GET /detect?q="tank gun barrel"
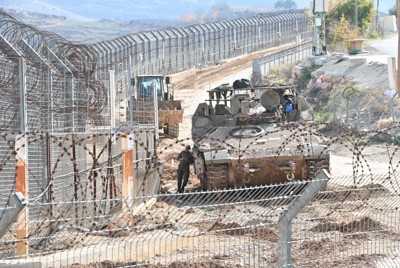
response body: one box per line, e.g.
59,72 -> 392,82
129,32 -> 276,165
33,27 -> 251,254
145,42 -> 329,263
254,85 -> 293,90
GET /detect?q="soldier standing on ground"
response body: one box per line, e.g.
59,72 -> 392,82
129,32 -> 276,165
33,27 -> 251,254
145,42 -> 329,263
177,145 -> 194,193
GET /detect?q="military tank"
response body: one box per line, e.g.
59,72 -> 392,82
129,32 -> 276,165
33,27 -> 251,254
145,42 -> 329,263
191,79 -> 330,190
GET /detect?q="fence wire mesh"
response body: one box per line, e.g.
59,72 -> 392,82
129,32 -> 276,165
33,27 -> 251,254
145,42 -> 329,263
90,10 -> 312,77
0,125 -> 400,267
328,87 -> 400,135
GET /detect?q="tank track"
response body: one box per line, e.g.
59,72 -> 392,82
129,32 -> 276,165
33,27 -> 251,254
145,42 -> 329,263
306,158 -> 330,179
205,163 -> 229,190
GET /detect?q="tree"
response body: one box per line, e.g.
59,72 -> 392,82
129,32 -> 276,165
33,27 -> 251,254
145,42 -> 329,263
388,3 -> 397,17
331,14 -> 359,44
324,0 -> 376,51
275,0 -> 297,10
326,0 -> 375,32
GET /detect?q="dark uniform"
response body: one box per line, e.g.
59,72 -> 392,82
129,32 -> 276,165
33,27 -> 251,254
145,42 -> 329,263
177,145 -> 194,193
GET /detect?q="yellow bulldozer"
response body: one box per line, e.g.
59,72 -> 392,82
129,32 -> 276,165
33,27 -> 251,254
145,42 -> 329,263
132,75 -> 183,138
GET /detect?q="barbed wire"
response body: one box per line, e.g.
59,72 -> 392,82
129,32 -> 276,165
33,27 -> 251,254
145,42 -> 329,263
0,11 -> 109,132
0,123 -> 398,266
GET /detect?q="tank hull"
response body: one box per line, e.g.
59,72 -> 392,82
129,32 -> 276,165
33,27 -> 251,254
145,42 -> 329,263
193,124 -> 330,190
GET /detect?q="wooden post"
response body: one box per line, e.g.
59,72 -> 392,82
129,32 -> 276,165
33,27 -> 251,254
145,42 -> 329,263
16,135 -> 29,256
121,132 -> 134,225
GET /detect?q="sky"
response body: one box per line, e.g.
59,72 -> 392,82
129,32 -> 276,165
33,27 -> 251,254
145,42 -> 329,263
2,0 -> 301,21
44,0 -> 287,20
1,0 -> 396,21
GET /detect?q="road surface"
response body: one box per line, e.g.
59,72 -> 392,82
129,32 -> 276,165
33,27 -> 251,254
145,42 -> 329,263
368,33 -> 398,58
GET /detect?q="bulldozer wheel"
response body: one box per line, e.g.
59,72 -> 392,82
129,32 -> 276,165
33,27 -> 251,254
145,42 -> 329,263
165,123 -> 179,138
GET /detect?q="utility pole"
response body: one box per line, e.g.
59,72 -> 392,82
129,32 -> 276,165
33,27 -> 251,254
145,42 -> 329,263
312,0 -> 328,55
375,0 -> 380,31
355,0 -> 358,31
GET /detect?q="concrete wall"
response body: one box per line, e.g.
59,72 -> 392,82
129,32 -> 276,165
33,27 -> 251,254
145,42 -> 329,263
379,15 -> 397,32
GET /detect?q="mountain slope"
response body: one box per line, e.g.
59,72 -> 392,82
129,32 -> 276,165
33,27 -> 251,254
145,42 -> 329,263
1,0 -> 92,21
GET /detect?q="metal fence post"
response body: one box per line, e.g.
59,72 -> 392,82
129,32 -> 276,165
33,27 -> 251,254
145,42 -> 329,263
128,56 -> 134,130
46,132 -> 54,218
72,133 -> 79,224
0,193 -> 27,240
153,82 -> 159,140
16,57 -> 29,256
278,170 -> 331,267
109,70 -> 116,129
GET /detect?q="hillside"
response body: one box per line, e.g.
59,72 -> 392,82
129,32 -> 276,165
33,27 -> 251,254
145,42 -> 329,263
1,6 -> 267,43
0,0 -> 284,42
1,8 -> 193,43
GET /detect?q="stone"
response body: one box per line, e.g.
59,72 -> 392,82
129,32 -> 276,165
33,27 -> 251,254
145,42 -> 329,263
306,79 -> 314,90
292,65 -> 303,79
350,57 -> 367,65
315,56 -> 328,66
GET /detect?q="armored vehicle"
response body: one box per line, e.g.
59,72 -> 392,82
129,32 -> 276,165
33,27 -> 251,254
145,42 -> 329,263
191,80 -> 330,190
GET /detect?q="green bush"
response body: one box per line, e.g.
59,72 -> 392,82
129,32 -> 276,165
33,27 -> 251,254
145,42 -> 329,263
326,0 -> 375,47
314,111 -> 333,125
293,64 -> 319,92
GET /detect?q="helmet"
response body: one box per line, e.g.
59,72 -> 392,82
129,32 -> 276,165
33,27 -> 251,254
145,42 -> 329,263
283,89 -> 293,96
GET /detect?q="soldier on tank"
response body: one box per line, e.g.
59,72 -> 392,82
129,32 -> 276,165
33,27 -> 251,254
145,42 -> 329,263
282,89 -> 294,123
177,145 -> 194,193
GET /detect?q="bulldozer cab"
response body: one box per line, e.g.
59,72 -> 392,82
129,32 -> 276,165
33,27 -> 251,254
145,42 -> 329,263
134,75 -> 173,100
130,74 -> 183,138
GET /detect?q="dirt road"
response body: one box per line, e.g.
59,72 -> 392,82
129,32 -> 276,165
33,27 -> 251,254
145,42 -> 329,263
171,43 -> 293,140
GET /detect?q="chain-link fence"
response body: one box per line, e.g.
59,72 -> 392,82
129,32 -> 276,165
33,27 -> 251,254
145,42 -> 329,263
253,41 -> 312,76
1,126 -> 400,267
90,10 -> 312,77
328,86 -> 400,135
